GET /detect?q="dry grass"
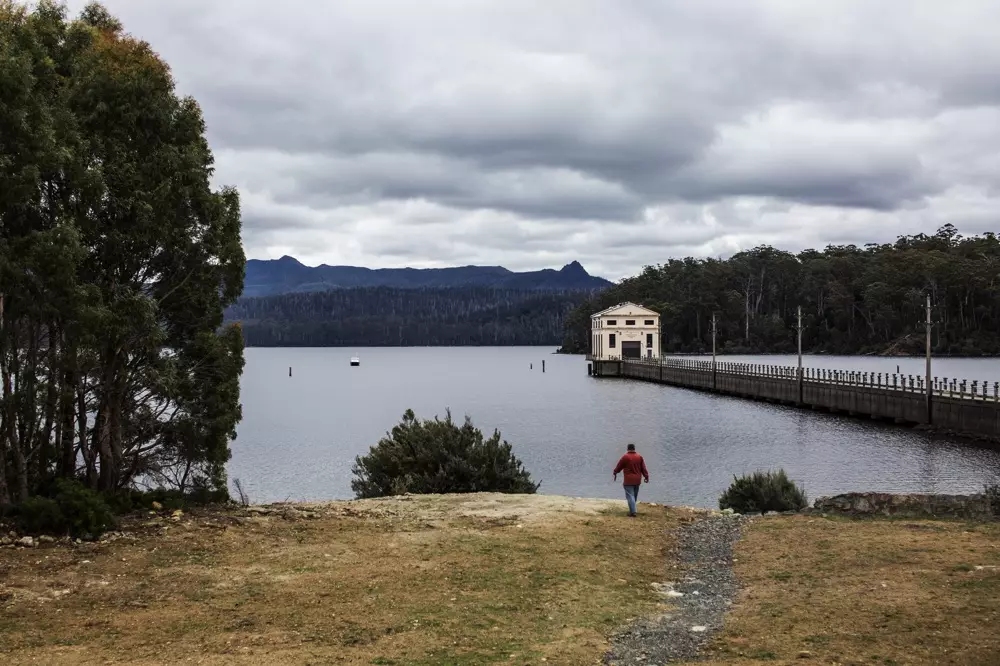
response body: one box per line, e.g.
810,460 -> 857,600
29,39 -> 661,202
0,493 -> 685,666
5,496 -> 1000,666
695,515 -> 1000,666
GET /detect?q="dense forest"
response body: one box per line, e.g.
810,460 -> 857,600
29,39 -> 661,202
561,226 -> 1000,356
227,287 -> 590,346
1,4 -> 244,506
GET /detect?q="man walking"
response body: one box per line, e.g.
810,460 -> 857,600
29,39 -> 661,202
613,443 -> 649,517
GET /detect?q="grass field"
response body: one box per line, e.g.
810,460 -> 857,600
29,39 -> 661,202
2,494 -> 999,665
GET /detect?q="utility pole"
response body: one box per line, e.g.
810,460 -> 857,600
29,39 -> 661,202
925,293 -> 932,424
711,312 -> 717,390
796,306 -> 804,405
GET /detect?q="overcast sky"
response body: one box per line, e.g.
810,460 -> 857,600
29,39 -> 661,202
65,1 -> 1000,280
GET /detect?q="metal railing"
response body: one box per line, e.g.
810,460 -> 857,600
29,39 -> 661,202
590,355 -> 1000,402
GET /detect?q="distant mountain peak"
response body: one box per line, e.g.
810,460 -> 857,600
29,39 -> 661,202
276,255 -> 303,265
559,261 -> 589,277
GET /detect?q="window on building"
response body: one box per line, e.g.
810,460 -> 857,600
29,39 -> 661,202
645,320 -> 655,326
625,319 -> 635,325
609,333 -> 616,348
607,320 -> 617,326
646,333 -> 653,348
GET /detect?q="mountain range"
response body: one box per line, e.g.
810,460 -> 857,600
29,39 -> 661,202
242,256 -> 613,297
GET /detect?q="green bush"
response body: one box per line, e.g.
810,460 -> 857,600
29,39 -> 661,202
351,409 -> 539,499
11,496 -> 64,535
105,485 -> 230,515
719,469 -> 808,514
12,480 -> 117,537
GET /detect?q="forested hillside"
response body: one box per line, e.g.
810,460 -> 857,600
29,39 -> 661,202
562,226 -> 1000,356
227,287 -> 589,346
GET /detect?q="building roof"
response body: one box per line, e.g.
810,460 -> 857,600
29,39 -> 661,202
591,301 -> 659,317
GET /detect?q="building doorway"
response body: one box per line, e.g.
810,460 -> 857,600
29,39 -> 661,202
621,341 -> 641,359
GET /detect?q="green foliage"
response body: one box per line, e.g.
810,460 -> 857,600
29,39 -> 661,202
12,480 -> 116,537
351,410 -> 539,499
104,486 -> 230,515
719,469 -> 808,514
563,226 -> 1000,356
0,2 -> 244,506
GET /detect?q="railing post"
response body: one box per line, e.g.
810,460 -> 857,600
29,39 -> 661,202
711,312 -> 717,391
796,306 -> 804,405
925,293 -> 933,424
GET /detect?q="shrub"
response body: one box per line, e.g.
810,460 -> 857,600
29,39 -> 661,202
719,469 -> 807,514
11,497 -> 64,535
105,485 -> 230,514
12,480 -> 117,537
351,409 -> 539,499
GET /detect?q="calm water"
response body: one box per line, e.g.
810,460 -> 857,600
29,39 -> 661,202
230,348 -> 1000,507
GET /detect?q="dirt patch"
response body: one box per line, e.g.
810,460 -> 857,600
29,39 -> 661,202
0,493 -> 680,665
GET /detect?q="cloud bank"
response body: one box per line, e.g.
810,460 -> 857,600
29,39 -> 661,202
67,0 -> 1000,279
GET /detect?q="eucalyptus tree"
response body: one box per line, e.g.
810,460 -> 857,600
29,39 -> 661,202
0,1 -> 245,505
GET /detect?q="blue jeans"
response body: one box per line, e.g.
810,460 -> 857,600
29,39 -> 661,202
624,484 -> 640,515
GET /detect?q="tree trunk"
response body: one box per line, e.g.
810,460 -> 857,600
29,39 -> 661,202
57,346 -> 77,478
37,324 -> 60,484
78,380 -> 97,489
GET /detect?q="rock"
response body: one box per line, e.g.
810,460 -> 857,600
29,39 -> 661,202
690,625 -> 707,632
38,535 -> 55,544
798,651 -> 812,658
170,509 -> 184,521
812,491 -> 993,521
721,508 -> 735,515
17,536 -> 35,548
0,537 -> 12,546
151,501 -> 163,510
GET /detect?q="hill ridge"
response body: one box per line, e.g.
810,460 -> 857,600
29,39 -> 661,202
243,258 -> 612,297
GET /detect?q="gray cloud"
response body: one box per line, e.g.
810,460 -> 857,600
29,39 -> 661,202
65,0 -> 1000,279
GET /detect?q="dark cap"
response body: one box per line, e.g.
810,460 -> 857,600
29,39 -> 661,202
627,443 -> 636,451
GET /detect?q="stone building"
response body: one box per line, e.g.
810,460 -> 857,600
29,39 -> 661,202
590,302 -> 660,360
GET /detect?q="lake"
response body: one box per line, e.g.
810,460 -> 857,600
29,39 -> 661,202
231,347 -> 1000,507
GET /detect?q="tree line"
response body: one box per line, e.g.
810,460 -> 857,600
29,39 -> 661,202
561,226 -> 1000,356
226,286 -> 589,347
0,3 -> 244,507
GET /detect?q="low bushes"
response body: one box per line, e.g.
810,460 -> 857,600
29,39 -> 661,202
719,468 -> 808,514
105,485 -> 230,515
2,481 -> 231,538
351,409 -> 539,499
8,480 -> 117,538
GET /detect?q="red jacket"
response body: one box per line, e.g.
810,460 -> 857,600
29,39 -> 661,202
613,451 -> 649,486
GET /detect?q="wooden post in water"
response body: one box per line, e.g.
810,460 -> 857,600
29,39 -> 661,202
542,359 -> 545,373
796,306 -> 804,405
711,312 -> 717,390
289,366 -> 292,377
925,293 -> 933,424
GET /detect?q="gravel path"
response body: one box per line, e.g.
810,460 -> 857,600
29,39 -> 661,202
605,513 -> 748,665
